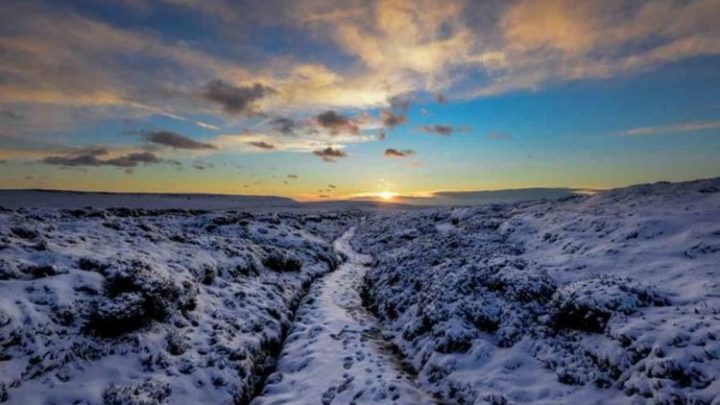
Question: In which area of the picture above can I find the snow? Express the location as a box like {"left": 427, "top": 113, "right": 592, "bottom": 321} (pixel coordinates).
{"left": 0, "top": 208, "right": 354, "bottom": 404}
{"left": 1, "top": 177, "right": 720, "bottom": 404}
{"left": 354, "top": 177, "right": 720, "bottom": 404}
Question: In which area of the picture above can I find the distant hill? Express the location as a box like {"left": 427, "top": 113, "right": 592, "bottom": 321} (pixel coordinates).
{"left": 0, "top": 189, "right": 300, "bottom": 210}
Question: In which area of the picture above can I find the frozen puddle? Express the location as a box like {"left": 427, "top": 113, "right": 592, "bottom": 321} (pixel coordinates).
{"left": 252, "top": 228, "right": 436, "bottom": 405}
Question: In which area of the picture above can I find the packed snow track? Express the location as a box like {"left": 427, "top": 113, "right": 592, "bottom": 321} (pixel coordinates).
{"left": 251, "top": 227, "right": 437, "bottom": 405}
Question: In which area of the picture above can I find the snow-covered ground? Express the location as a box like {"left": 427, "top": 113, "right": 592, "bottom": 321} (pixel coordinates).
{"left": 354, "top": 178, "right": 720, "bottom": 404}
{"left": 0, "top": 208, "right": 355, "bottom": 404}
{"left": 1, "top": 177, "right": 719, "bottom": 404}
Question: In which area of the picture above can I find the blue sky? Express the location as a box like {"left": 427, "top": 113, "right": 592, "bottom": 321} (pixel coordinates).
{"left": 1, "top": 0, "right": 719, "bottom": 200}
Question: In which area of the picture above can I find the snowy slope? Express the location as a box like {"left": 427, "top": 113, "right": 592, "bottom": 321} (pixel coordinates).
{"left": 354, "top": 178, "right": 720, "bottom": 404}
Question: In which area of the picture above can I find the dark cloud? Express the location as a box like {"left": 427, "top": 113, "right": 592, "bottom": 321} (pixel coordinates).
{"left": 420, "top": 125, "right": 459, "bottom": 136}
{"left": 0, "top": 160, "right": 6, "bottom": 164}
{"left": 270, "top": 117, "right": 298, "bottom": 135}
{"left": 145, "top": 131, "right": 216, "bottom": 149}
{"left": 248, "top": 141, "right": 276, "bottom": 150}
{"left": 435, "top": 93, "right": 447, "bottom": 103}
{"left": 42, "top": 148, "right": 164, "bottom": 169}
{"left": 41, "top": 154, "right": 100, "bottom": 167}
{"left": 313, "top": 147, "right": 348, "bottom": 162}
{"left": 328, "top": 184, "right": 337, "bottom": 189}
{"left": 381, "top": 93, "right": 410, "bottom": 130}
{"left": 203, "top": 79, "right": 275, "bottom": 115}
{"left": 388, "top": 94, "right": 411, "bottom": 112}
{"left": 384, "top": 148, "right": 415, "bottom": 158}
{"left": 376, "top": 131, "right": 386, "bottom": 141}
{"left": 381, "top": 110, "right": 407, "bottom": 129}
{"left": 0, "top": 109, "right": 22, "bottom": 120}
{"left": 192, "top": 162, "right": 215, "bottom": 170}
{"left": 103, "top": 152, "right": 162, "bottom": 168}
{"left": 40, "top": 147, "right": 108, "bottom": 167}
{"left": 287, "top": 174, "right": 298, "bottom": 179}
{"left": 316, "top": 111, "right": 359, "bottom": 135}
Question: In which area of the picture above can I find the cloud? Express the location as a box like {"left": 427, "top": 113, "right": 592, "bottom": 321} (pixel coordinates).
{"left": 384, "top": 148, "right": 415, "bottom": 158}
{"left": 380, "top": 110, "right": 407, "bottom": 128}
{"left": 103, "top": 152, "right": 163, "bottom": 167}
{"left": 0, "top": 2, "right": 257, "bottom": 113}
{"left": 212, "top": 129, "right": 374, "bottom": 153}
{"left": 270, "top": 117, "right": 299, "bottom": 135}
{"left": 5, "top": 0, "right": 720, "bottom": 170}
{"left": 0, "top": 109, "right": 22, "bottom": 120}
{"left": 248, "top": 141, "right": 276, "bottom": 150}
{"left": 622, "top": 120, "right": 720, "bottom": 136}
{"left": 195, "top": 121, "right": 220, "bottom": 130}
{"left": 287, "top": 174, "right": 298, "bottom": 179}
{"left": 202, "top": 79, "right": 275, "bottom": 116}
{"left": 41, "top": 147, "right": 165, "bottom": 169}
{"left": 467, "top": 0, "right": 720, "bottom": 97}
{"left": 145, "top": 131, "right": 216, "bottom": 149}
{"left": 388, "top": 94, "right": 412, "bottom": 112}
{"left": 420, "top": 125, "right": 458, "bottom": 136}
{"left": 313, "top": 146, "right": 348, "bottom": 162}
{"left": 316, "top": 111, "right": 360, "bottom": 135}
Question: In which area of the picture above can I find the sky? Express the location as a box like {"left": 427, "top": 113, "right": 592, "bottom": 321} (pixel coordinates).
{"left": 1, "top": 0, "right": 719, "bottom": 201}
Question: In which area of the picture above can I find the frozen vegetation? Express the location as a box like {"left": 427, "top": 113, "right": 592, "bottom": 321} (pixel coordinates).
{"left": 354, "top": 178, "right": 720, "bottom": 404}
{"left": 0, "top": 207, "right": 357, "bottom": 404}
{"left": 1, "top": 177, "right": 719, "bottom": 404}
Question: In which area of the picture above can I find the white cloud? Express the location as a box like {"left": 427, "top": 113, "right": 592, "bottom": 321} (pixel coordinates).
{"left": 623, "top": 120, "right": 720, "bottom": 136}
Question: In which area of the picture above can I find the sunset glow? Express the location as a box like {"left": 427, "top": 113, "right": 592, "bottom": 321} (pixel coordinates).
{"left": 378, "top": 191, "right": 395, "bottom": 201}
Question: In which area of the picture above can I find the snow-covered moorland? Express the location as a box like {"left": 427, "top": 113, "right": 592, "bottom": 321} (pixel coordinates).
{"left": 0, "top": 207, "right": 357, "bottom": 404}
{"left": 0, "top": 177, "right": 719, "bottom": 405}
{"left": 354, "top": 178, "right": 720, "bottom": 404}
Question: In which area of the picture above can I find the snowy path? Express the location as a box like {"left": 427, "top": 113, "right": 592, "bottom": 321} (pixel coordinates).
{"left": 251, "top": 227, "right": 436, "bottom": 405}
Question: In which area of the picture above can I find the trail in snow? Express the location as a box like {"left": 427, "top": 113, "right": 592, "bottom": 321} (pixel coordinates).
{"left": 251, "top": 227, "right": 436, "bottom": 405}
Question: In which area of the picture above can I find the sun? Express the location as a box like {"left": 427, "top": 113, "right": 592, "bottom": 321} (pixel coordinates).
{"left": 378, "top": 191, "right": 395, "bottom": 201}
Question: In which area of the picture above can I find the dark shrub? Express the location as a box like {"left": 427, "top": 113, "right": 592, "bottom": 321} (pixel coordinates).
{"left": 88, "top": 292, "right": 148, "bottom": 337}
{"left": 10, "top": 227, "right": 37, "bottom": 240}
{"left": 103, "top": 377, "right": 170, "bottom": 405}
{"left": 262, "top": 251, "right": 302, "bottom": 272}
{"left": 487, "top": 266, "right": 556, "bottom": 303}
{"left": 550, "top": 276, "right": 668, "bottom": 333}
{"left": 25, "top": 264, "right": 59, "bottom": 278}
{"left": 166, "top": 330, "right": 189, "bottom": 355}
{"left": 78, "top": 257, "right": 108, "bottom": 273}
{"left": 88, "top": 261, "right": 197, "bottom": 336}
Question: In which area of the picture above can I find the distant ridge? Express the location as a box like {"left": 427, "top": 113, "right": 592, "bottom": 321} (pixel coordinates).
{"left": 0, "top": 189, "right": 300, "bottom": 210}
